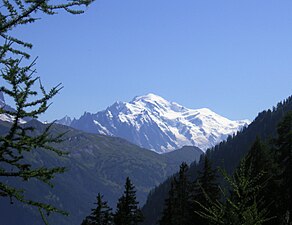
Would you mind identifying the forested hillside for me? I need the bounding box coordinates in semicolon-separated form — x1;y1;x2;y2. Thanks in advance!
0;121;202;225
142;95;292;225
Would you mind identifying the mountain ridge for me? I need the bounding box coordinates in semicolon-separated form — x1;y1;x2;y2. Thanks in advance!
0;120;203;225
58;93;249;153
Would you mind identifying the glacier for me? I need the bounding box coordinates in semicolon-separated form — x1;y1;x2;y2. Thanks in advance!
59;93;250;153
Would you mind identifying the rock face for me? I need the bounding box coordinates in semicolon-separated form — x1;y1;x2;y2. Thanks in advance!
56;115;72;126
67;94;249;153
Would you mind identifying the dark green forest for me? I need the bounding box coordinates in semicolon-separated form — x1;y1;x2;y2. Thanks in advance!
142;95;292;225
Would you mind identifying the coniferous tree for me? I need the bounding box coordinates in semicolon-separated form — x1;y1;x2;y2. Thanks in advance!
159;162;191;225
196;157;272;225
245;137;280;225
195;156;220;202
159;182;175;225
0;0;93;222
245;137;271;177
274;112;292;224
191;155;220;225
0;62;67;217
114;177;143;225
225;158;271;225
81;193;113;225
142;96;292;225
172;162;191;225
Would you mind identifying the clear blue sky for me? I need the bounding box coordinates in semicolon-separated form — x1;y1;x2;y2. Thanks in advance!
11;0;292;121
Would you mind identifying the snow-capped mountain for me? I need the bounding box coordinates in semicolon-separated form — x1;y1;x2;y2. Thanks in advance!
64;94;250;153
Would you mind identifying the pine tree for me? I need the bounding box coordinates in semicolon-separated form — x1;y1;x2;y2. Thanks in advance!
159;182;175;225
114;177;143;225
195;157;272;225
81;193;113;225
191;155;220;225
159;162;191;225
173;162;191;225
245;137;272;177
225;158;271;225
0;0;93;223
274;112;292;224
245;137;280;225
195;156;220;202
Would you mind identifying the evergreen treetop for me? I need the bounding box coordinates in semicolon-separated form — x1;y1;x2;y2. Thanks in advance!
159;162;191;225
190;156;220;225
114;177;143;225
81;193;113;225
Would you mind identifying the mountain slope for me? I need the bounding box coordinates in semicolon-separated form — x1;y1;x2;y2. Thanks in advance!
68;93;249;153
141;95;292;225
0;121;203;225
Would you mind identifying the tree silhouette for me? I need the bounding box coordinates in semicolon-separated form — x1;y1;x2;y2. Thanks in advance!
191;156;220;225
81;193;113;225
114;177;143;225
159;163;191;225
275;112;292;224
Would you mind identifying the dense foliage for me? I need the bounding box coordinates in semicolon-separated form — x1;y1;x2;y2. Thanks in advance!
158;159;219;225
142;95;292;225
155;112;292;225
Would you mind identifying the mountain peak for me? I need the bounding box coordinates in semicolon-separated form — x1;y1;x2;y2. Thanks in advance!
70;93;250;153
56;115;72;126
131;93;187;114
132;93;169;104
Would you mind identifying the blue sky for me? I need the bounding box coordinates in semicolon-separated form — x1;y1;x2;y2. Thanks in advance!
10;0;292;121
